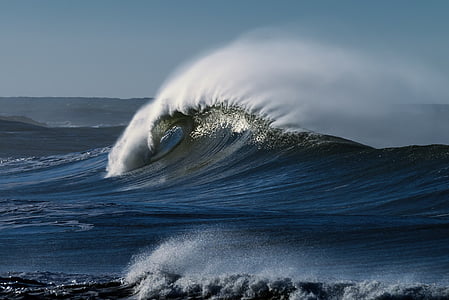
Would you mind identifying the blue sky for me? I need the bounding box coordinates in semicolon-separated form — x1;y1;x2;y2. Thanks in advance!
0;0;448;98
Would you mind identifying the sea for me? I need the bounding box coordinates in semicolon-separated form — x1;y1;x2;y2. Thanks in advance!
1;94;449;300
2;33;449;300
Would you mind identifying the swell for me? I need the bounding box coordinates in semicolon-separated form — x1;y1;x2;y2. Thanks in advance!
108;139;449;219
2;115;448;217
106;102;449;216
0;118;124;158
0;97;148;128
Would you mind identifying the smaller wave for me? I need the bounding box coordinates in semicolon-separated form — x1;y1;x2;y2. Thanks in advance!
0;272;130;300
127;272;449;300
0;115;48;127
124;231;449;300
0;97;149;128
0;120;122;158
0;147;109;175
2;272;448;300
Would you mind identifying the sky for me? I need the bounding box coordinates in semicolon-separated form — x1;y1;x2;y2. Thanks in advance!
0;0;448;98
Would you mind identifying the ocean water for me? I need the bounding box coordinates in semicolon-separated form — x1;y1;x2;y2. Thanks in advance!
1;98;449;300
2;39;449;299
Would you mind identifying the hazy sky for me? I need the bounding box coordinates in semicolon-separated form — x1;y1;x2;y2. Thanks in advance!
0;0;448;98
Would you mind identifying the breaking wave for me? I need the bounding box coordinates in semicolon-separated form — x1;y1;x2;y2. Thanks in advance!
123;231;449;300
107;36;449;176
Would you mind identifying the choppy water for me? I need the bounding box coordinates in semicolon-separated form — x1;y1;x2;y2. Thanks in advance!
2;38;449;300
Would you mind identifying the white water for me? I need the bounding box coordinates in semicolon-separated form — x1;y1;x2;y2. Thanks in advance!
125;230;449;300
107;36;449;176
125;230;320;299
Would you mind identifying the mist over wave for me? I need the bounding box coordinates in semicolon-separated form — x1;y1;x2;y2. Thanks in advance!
107;36;449;176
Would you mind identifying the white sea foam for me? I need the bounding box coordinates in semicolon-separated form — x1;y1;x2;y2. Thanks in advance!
107;35;449;176
125;230;449;300
125;230;316;299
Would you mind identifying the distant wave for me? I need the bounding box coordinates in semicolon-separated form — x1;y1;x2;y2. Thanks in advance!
0;97;148;128
0;115;48;127
107;36;449;176
0;118;122;158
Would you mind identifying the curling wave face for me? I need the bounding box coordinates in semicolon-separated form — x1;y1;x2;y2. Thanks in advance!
107;105;366;177
107;37;449;176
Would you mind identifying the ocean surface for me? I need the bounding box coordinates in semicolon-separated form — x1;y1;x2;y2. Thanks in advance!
1;95;449;300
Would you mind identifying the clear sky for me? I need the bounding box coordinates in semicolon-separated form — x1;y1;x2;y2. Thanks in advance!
0;0;448;98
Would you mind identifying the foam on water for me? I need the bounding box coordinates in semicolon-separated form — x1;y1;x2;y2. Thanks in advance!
125;230;449;300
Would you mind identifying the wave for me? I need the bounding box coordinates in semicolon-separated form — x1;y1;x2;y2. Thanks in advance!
122;231;449;300
2;272;448;300
107;105;366;177
5;230;448;299
0;272;129;300
0;117;123;158
127;272;449;300
0;97;148;128
107;36;449;176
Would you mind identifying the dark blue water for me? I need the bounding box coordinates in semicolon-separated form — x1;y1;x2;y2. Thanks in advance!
1;98;449;300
